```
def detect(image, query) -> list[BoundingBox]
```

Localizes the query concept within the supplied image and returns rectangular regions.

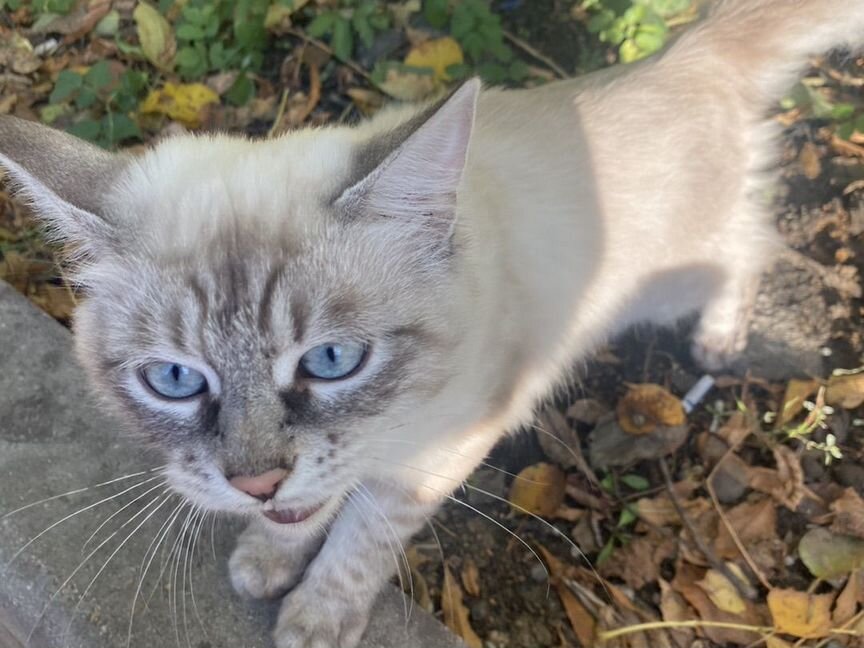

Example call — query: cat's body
[2,1,864,646]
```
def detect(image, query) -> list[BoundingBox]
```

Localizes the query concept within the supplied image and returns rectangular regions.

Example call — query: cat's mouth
[261,502,324,525]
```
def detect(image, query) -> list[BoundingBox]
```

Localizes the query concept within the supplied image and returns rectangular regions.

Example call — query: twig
[598,619,862,642]
[657,458,758,601]
[267,88,290,139]
[283,27,377,86]
[703,411,773,592]
[503,30,570,79]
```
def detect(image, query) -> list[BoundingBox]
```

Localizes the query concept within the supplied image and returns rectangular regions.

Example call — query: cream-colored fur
[1,1,863,647]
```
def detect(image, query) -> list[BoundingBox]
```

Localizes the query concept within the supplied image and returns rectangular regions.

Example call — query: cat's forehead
[113,128,358,246]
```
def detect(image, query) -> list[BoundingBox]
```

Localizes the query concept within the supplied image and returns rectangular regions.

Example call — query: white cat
[1,1,862,646]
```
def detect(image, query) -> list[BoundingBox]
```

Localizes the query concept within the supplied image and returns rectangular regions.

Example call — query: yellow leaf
[133,2,176,72]
[404,37,464,82]
[264,0,308,30]
[616,383,685,436]
[767,588,833,639]
[695,568,746,615]
[507,462,566,517]
[441,565,482,648]
[378,67,437,101]
[140,83,219,128]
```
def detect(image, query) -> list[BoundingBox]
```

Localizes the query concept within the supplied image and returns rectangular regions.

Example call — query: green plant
[306,0,391,62]
[45,64,148,149]
[171,0,271,84]
[423,0,527,84]
[595,471,648,564]
[581,0,692,63]
[780,82,864,141]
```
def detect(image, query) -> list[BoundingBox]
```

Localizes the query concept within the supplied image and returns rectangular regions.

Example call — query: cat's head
[0,80,480,533]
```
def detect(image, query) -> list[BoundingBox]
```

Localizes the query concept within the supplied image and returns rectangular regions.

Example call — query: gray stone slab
[0,280,462,648]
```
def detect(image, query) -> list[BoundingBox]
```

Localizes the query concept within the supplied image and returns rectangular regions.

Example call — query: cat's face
[0,81,479,534]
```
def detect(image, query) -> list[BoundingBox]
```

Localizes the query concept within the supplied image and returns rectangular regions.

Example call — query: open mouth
[262,503,324,525]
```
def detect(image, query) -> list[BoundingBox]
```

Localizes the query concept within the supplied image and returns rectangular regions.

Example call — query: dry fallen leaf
[767,588,833,638]
[441,565,482,648]
[566,398,608,425]
[404,37,464,82]
[460,558,480,598]
[507,462,566,517]
[658,578,695,648]
[833,570,862,626]
[777,378,820,426]
[538,546,598,646]
[826,372,864,409]
[695,567,747,615]
[747,445,808,510]
[133,2,176,72]
[799,527,864,579]
[830,488,864,539]
[799,141,823,179]
[140,83,219,128]
[616,383,685,436]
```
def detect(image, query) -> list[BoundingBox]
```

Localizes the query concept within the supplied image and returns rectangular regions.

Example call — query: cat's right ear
[0,115,125,261]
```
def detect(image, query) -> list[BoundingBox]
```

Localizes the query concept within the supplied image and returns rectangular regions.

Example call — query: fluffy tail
[667,0,864,104]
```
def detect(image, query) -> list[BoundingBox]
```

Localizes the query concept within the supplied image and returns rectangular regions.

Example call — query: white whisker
[4,474,165,571]
[0,466,165,520]
[81,480,169,552]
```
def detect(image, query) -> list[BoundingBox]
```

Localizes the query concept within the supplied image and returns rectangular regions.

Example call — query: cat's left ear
[336,78,480,241]
[0,116,126,261]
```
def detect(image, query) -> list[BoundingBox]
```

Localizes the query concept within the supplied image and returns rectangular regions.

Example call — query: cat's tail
[666,0,864,106]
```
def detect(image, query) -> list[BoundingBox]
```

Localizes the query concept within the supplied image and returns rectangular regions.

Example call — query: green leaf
[352,14,375,49]
[620,474,650,491]
[596,538,616,565]
[424,0,449,29]
[49,71,83,104]
[640,0,691,19]
[307,11,335,38]
[837,121,855,141]
[225,73,255,106]
[331,16,354,61]
[618,506,637,527]
[84,61,112,89]
[176,23,205,40]
[102,113,140,145]
[67,119,102,143]
[831,103,856,121]
[619,37,644,62]
[133,1,176,72]
[587,10,615,34]
[74,87,98,109]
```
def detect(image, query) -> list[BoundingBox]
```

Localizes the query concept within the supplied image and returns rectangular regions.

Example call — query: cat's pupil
[326,346,337,363]
[170,364,181,381]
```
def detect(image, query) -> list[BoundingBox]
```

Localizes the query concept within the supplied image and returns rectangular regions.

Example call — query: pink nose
[229,468,288,502]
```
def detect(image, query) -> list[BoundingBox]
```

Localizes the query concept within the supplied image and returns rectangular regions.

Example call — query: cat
[1,1,863,646]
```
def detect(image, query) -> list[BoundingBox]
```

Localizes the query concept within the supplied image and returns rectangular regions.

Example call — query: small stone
[834,463,864,496]
[529,563,548,583]
[469,598,490,623]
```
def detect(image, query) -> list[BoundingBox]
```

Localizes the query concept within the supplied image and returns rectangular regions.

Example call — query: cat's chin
[256,496,339,534]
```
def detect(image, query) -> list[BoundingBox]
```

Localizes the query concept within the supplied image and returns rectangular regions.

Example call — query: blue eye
[142,362,208,399]
[299,343,367,380]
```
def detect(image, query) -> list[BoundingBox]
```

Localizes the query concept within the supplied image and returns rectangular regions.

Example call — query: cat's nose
[228,468,288,502]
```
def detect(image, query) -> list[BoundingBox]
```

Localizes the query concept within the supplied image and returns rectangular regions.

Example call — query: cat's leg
[272,483,434,648]
[691,269,760,371]
[229,516,324,600]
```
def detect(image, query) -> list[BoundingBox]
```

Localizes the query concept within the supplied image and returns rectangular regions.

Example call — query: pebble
[529,563,548,583]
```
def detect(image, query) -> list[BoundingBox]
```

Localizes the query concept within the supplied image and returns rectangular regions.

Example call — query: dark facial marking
[289,292,309,343]
[258,264,284,335]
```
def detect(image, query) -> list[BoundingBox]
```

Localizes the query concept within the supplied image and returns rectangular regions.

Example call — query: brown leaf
[747,445,807,510]
[32,0,110,39]
[672,562,766,646]
[833,570,861,626]
[715,496,777,554]
[460,558,480,598]
[831,488,864,539]
[658,578,695,648]
[599,531,676,590]
[767,588,833,638]
[826,372,864,409]
[616,383,686,436]
[588,417,688,468]
[715,410,755,446]
[536,408,592,474]
[777,379,820,426]
[441,565,482,648]
[633,492,710,528]
[566,398,608,425]
[799,141,823,179]
[556,584,596,647]
[508,462,566,517]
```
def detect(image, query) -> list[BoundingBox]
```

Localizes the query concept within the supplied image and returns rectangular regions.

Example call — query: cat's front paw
[691,321,749,371]
[273,584,371,648]
[229,523,320,600]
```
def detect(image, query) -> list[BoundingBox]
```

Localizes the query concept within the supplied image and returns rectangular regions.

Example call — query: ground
[1,2,863,647]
